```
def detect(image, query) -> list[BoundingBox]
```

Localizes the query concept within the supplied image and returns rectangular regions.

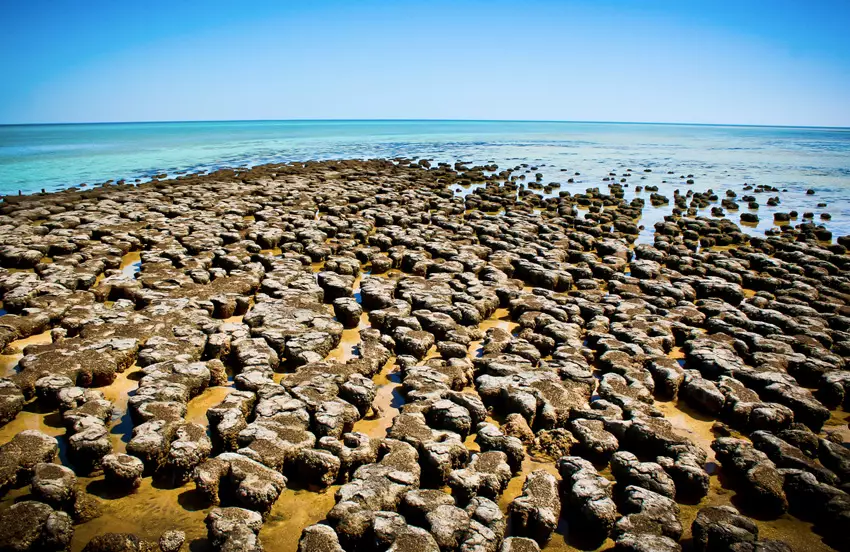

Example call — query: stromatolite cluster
[0,159,846,552]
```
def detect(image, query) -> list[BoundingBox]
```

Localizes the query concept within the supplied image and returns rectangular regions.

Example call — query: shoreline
[2,157,841,246]
[2,122,848,217]
[0,158,847,552]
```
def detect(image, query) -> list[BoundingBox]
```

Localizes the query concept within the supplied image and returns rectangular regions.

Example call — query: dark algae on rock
[0,158,847,552]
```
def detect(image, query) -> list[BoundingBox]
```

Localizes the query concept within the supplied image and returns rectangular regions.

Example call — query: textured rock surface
[0,158,846,552]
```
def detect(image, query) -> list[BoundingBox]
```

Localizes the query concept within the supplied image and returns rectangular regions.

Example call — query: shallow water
[0,407,65,444]
[2,121,849,241]
[101,365,140,453]
[185,386,232,428]
[0,331,52,377]
[72,478,210,551]
[262,485,339,551]
[479,307,518,334]
[118,251,142,279]
[654,400,720,463]
[325,313,370,364]
[352,358,402,440]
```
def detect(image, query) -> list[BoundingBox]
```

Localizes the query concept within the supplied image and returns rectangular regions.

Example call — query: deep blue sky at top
[1,0,848,126]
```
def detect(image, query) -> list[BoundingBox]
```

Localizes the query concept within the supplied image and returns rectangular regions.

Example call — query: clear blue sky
[2,0,848,126]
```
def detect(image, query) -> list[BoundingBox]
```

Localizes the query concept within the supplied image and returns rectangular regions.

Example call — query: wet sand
[1,331,53,377]
[352,358,401,440]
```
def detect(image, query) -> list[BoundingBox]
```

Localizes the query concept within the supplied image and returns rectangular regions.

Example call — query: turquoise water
[1,120,849,237]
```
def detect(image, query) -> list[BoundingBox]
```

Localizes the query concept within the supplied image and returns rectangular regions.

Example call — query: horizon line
[1,117,849,131]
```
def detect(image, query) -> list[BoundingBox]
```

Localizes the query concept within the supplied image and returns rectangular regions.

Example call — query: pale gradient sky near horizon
[1,0,849,127]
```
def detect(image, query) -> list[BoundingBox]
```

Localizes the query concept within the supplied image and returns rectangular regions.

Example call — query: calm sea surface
[1,120,848,240]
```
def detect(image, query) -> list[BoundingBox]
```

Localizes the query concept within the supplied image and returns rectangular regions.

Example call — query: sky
[1,0,849,126]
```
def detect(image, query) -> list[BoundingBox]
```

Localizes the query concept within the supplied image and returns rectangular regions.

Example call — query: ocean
[1,120,848,240]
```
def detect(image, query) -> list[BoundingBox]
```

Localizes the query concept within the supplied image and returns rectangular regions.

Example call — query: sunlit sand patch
[0,406,65,445]
[261,485,340,551]
[221,314,244,324]
[479,308,518,334]
[0,330,53,377]
[463,432,480,453]
[101,364,142,454]
[667,346,685,360]
[184,386,233,428]
[653,399,720,463]
[497,457,561,514]
[823,408,850,443]
[71,476,209,551]
[325,313,369,364]
[118,251,142,279]
[423,345,440,361]
[352,358,401,440]
[367,269,402,280]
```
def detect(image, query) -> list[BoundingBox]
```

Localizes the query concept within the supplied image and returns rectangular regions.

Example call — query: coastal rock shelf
[0,158,847,552]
